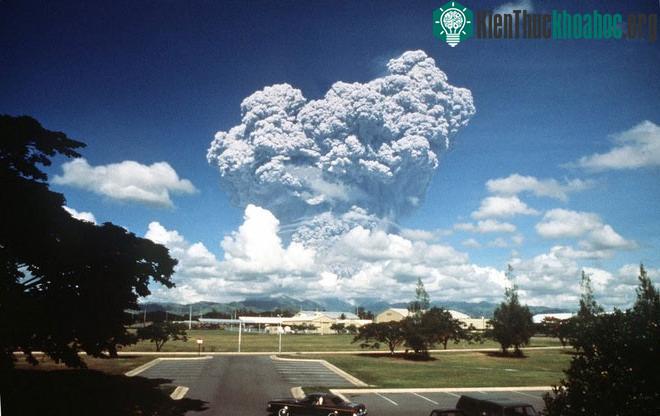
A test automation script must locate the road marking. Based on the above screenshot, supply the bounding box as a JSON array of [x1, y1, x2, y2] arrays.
[[445, 392, 460, 398], [413, 393, 439, 405], [332, 386, 552, 394], [376, 393, 398, 406], [125, 355, 213, 377], [514, 391, 542, 399], [271, 355, 368, 387], [125, 358, 161, 377], [170, 386, 189, 400]]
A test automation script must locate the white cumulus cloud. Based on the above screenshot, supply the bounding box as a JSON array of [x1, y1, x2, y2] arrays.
[[535, 209, 635, 251], [63, 206, 96, 224], [571, 120, 660, 171], [471, 195, 539, 219], [486, 174, 592, 201], [54, 158, 197, 207], [455, 219, 517, 233], [221, 205, 317, 275]]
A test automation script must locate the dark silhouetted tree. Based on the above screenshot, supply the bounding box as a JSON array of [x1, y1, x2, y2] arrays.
[[544, 264, 660, 415], [0, 115, 177, 369], [488, 265, 534, 356], [330, 322, 346, 334], [353, 322, 405, 354], [400, 307, 471, 357], [137, 322, 188, 352]]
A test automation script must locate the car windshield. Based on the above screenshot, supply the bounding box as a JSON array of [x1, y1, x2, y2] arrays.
[[331, 396, 345, 405]]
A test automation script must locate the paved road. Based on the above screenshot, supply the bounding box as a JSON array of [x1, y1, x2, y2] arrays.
[[272, 359, 355, 387], [340, 390, 548, 416], [141, 356, 292, 415], [138, 356, 548, 415]]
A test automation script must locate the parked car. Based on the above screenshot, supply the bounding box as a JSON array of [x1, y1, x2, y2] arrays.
[[429, 409, 467, 416], [267, 392, 367, 416], [456, 395, 538, 416]]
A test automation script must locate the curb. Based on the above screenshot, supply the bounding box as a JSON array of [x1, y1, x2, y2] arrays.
[[124, 355, 212, 377], [112, 346, 567, 356], [330, 386, 552, 394]]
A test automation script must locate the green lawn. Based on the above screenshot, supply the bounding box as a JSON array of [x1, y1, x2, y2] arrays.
[[121, 329, 564, 352], [289, 349, 572, 388]]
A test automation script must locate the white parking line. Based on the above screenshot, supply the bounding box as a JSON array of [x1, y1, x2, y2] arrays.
[[445, 392, 460, 398], [514, 391, 542, 399], [170, 386, 189, 400], [413, 393, 439, 405], [376, 393, 398, 406]]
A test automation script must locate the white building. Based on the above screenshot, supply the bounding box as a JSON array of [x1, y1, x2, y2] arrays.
[[374, 307, 490, 330]]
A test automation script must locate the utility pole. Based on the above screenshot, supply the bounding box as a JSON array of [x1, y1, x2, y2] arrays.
[[143, 307, 147, 327], [278, 315, 283, 353], [238, 321, 242, 352], [188, 305, 192, 330]]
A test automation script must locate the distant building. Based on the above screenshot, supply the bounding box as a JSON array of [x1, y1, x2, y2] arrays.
[[283, 311, 371, 335], [375, 307, 490, 330], [198, 311, 372, 335], [374, 308, 411, 323]]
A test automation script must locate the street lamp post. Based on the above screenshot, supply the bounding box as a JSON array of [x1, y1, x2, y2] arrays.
[[278, 314, 282, 353]]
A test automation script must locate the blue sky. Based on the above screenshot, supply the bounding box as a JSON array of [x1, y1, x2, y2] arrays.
[[2, 0, 659, 309]]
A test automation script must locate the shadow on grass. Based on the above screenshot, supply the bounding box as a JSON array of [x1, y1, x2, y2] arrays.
[[358, 352, 438, 361], [1, 369, 208, 416], [479, 351, 529, 359]]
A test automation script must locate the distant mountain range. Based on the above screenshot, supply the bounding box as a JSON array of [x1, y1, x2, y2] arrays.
[[142, 295, 571, 318]]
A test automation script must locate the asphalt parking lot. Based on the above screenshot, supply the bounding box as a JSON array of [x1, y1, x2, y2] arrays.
[[137, 357, 211, 386], [336, 389, 549, 416], [272, 357, 357, 387]]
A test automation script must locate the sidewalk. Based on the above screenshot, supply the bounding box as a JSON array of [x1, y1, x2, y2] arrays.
[[112, 345, 567, 356]]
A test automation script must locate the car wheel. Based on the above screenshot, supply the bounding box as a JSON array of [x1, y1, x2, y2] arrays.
[[277, 407, 290, 416], [326, 412, 338, 416]]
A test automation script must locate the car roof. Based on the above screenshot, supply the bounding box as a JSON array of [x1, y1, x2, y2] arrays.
[[307, 393, 341, 400]]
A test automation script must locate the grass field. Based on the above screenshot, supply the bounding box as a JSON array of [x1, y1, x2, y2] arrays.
[[290, 349, 572, 388], [121, 330, 564, 352]]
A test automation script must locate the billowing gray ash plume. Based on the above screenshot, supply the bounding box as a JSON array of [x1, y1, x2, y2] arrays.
[[208, 50, 475, 243]]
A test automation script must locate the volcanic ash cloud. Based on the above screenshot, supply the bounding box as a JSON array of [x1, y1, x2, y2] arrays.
[[207, 50, 475, 227]]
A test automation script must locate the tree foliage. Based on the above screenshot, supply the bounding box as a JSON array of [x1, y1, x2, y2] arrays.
[[137, 322, 188, 352], [0, 115, 177, 369], [488, 266, 534, 356], [544, 265, 660, 415], [401, 307, 470, 356], [408, 278, 430, 316], [352, 322, 405, 354]]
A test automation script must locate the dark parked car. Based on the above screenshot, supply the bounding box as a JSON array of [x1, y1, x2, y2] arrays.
[[267, 393, 367, 416], [456, 395, 538, 416], [429, 409, 467, 416]]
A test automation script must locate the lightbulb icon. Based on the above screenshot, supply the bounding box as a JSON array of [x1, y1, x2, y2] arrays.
[[435, 2, 471, 47]]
